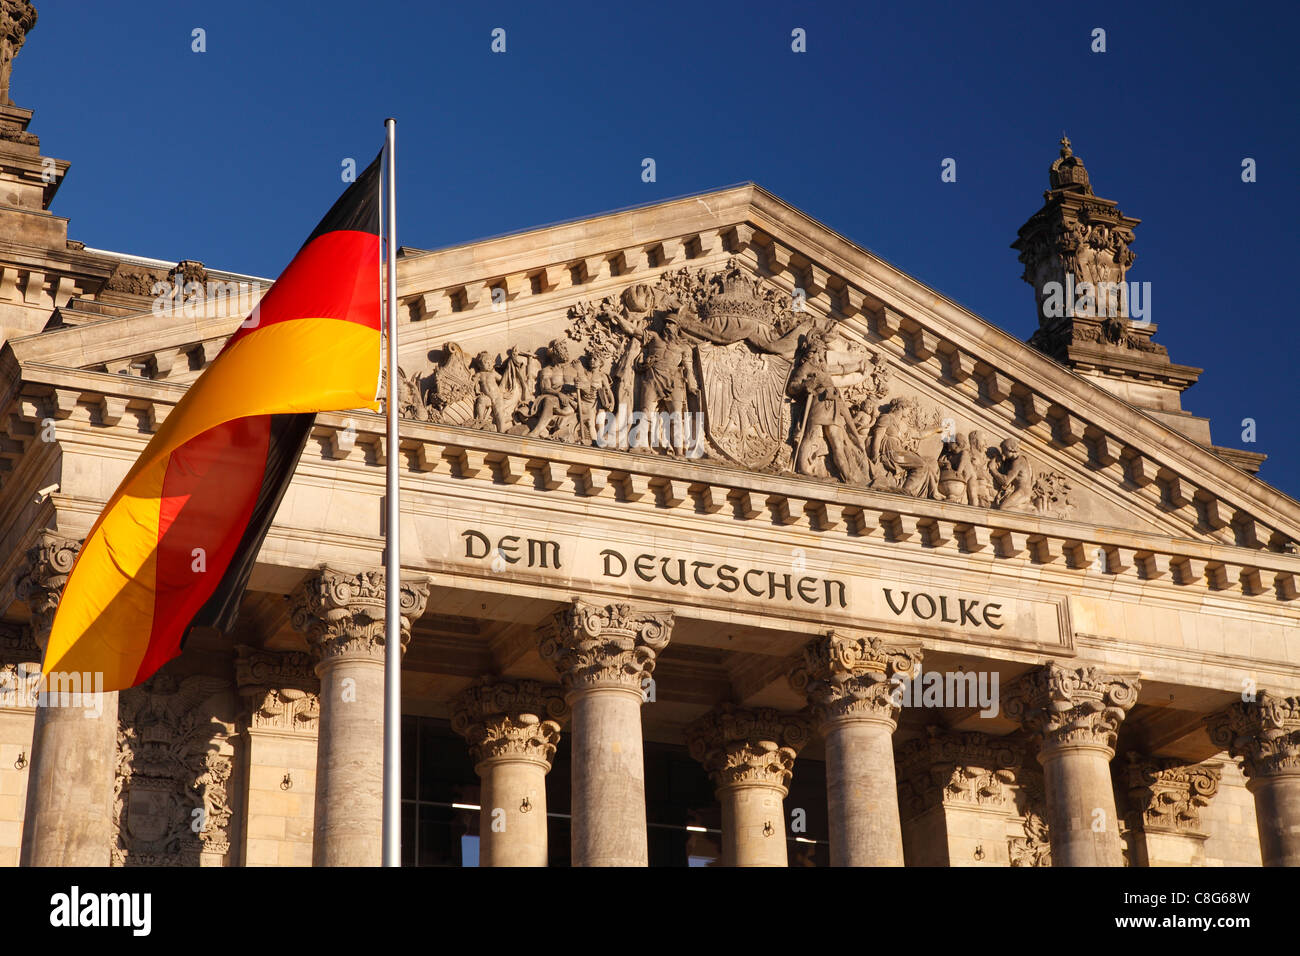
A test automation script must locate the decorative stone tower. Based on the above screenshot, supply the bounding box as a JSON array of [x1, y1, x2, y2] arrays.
[[1012, 137, 1262, 470]]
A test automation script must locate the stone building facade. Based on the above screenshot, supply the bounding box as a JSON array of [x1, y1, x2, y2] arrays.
[[1, 5, 1299, 867]]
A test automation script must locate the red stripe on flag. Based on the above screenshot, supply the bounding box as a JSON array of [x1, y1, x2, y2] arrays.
[[222, 230, 380, 353], [135, 416, 271, 682]]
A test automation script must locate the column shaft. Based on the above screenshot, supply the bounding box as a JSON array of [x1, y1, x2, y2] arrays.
[[1246, 774, 1300, 866], [539, 599, 673, 868], [823, 716, 903, 867], [569, 685, 648, 866], [313, 657, 383, 866], [790, 630, 919, 868], [478, 756, 549, 866], [1039, 743, 1124, 866], [291, 568, 429, 868], [718, 783, 787, 866], [21, 690, 118, 866], [1003, 662, 1141, 868], [453, 677, 565, 867]]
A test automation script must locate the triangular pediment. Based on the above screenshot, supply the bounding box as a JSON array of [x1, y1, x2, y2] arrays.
[[382, 190, 1300, 554], [6, 183, 1299, 556]]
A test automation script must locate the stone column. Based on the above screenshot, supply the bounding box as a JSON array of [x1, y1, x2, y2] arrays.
[[451, 678, 567, 867], [539, 599, 673, 867], [234, 646, 321, 867], [290, 568, 429, 867], [18, 533, 121, 867], [686, 704, 811, 866], [1123, 755, 1220, 867], [789, 630, 921, 867], [1207, 692, 1300, 867], [1003, 662, 1141, 867]]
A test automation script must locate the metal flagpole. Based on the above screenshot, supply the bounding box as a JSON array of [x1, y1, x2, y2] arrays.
[[382, 117, 401, 867]]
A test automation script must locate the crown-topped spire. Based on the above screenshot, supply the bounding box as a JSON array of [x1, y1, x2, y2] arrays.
[[1049, 133, 1092, 194]]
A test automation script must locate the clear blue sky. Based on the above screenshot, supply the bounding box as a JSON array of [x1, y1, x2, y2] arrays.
[[18, 1, 1300, 500]]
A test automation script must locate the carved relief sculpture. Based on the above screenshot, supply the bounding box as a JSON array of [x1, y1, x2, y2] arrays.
[[401, 258, 1075, 517]]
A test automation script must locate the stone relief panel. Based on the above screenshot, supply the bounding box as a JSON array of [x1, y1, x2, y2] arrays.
[[113, 672, 237, 867], [400, 259, 1076, 518]]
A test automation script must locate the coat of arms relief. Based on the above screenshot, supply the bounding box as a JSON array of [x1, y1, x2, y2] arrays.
[[400, 259, 1073, 518]]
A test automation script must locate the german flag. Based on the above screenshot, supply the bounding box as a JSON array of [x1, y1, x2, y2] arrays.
[[43, 152, 384, 691]]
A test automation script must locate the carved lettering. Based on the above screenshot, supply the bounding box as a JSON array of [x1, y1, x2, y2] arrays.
[[717, 565, 740, 593], [661, 557, 687, 586], [463, 529, 491, 559], [528, 539, 560, 569], [939, 595, 958, 624], [691, 561, 715, 589], [797, 576, 819, 604], [634, 554, 656, 582], [912, 593, 937, 620], [883, 587, 1006, 631], [601, 549, 627, 577]]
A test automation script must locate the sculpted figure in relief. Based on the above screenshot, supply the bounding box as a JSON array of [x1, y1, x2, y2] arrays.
[[966, 430, 998, 507], [528, 339, 586, 442], [633, 318, 698, 454], [787, 327, 874, 483], [867, 397, 941, 498], [992, 437, 1034, 511], [470, 351, 513, 431]]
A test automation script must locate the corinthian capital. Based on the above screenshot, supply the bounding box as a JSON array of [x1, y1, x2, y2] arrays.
[[686, 704, 812, 792], [1002, 662, 1141, 753], [289, 568, 430, 665], [538, 599, 674, 692], [1125, 754, 1221, 834], [452, 678, 569, 769], [1207, 692, 1300, 780], [788, 630, 921, 725], [15, 531, 82, 647]]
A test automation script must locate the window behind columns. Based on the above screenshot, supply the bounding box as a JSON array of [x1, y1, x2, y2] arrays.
[[401, 716, 479, 867], [402, 716, 831, 866]]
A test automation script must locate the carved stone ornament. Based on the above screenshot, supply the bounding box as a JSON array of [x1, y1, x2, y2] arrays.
[[1124, 754, 1221, 834], [289, 568, 430, 665], [1207, 692, 1300, 779], [788, 630, 922, 725], [685, 704, 812, 792], [400, 259, 1074, 517], [234, 645, 321, 734], [537, 599, 674, 692], [114, 671, 236, 867], [895, 727, 1025, 818], [14, 531, 81, 646], [0, 0, 36, 107], [1002, 662, 1141, 753], [451, 678, 569, 769], [1007, 767, 1052, 867]]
